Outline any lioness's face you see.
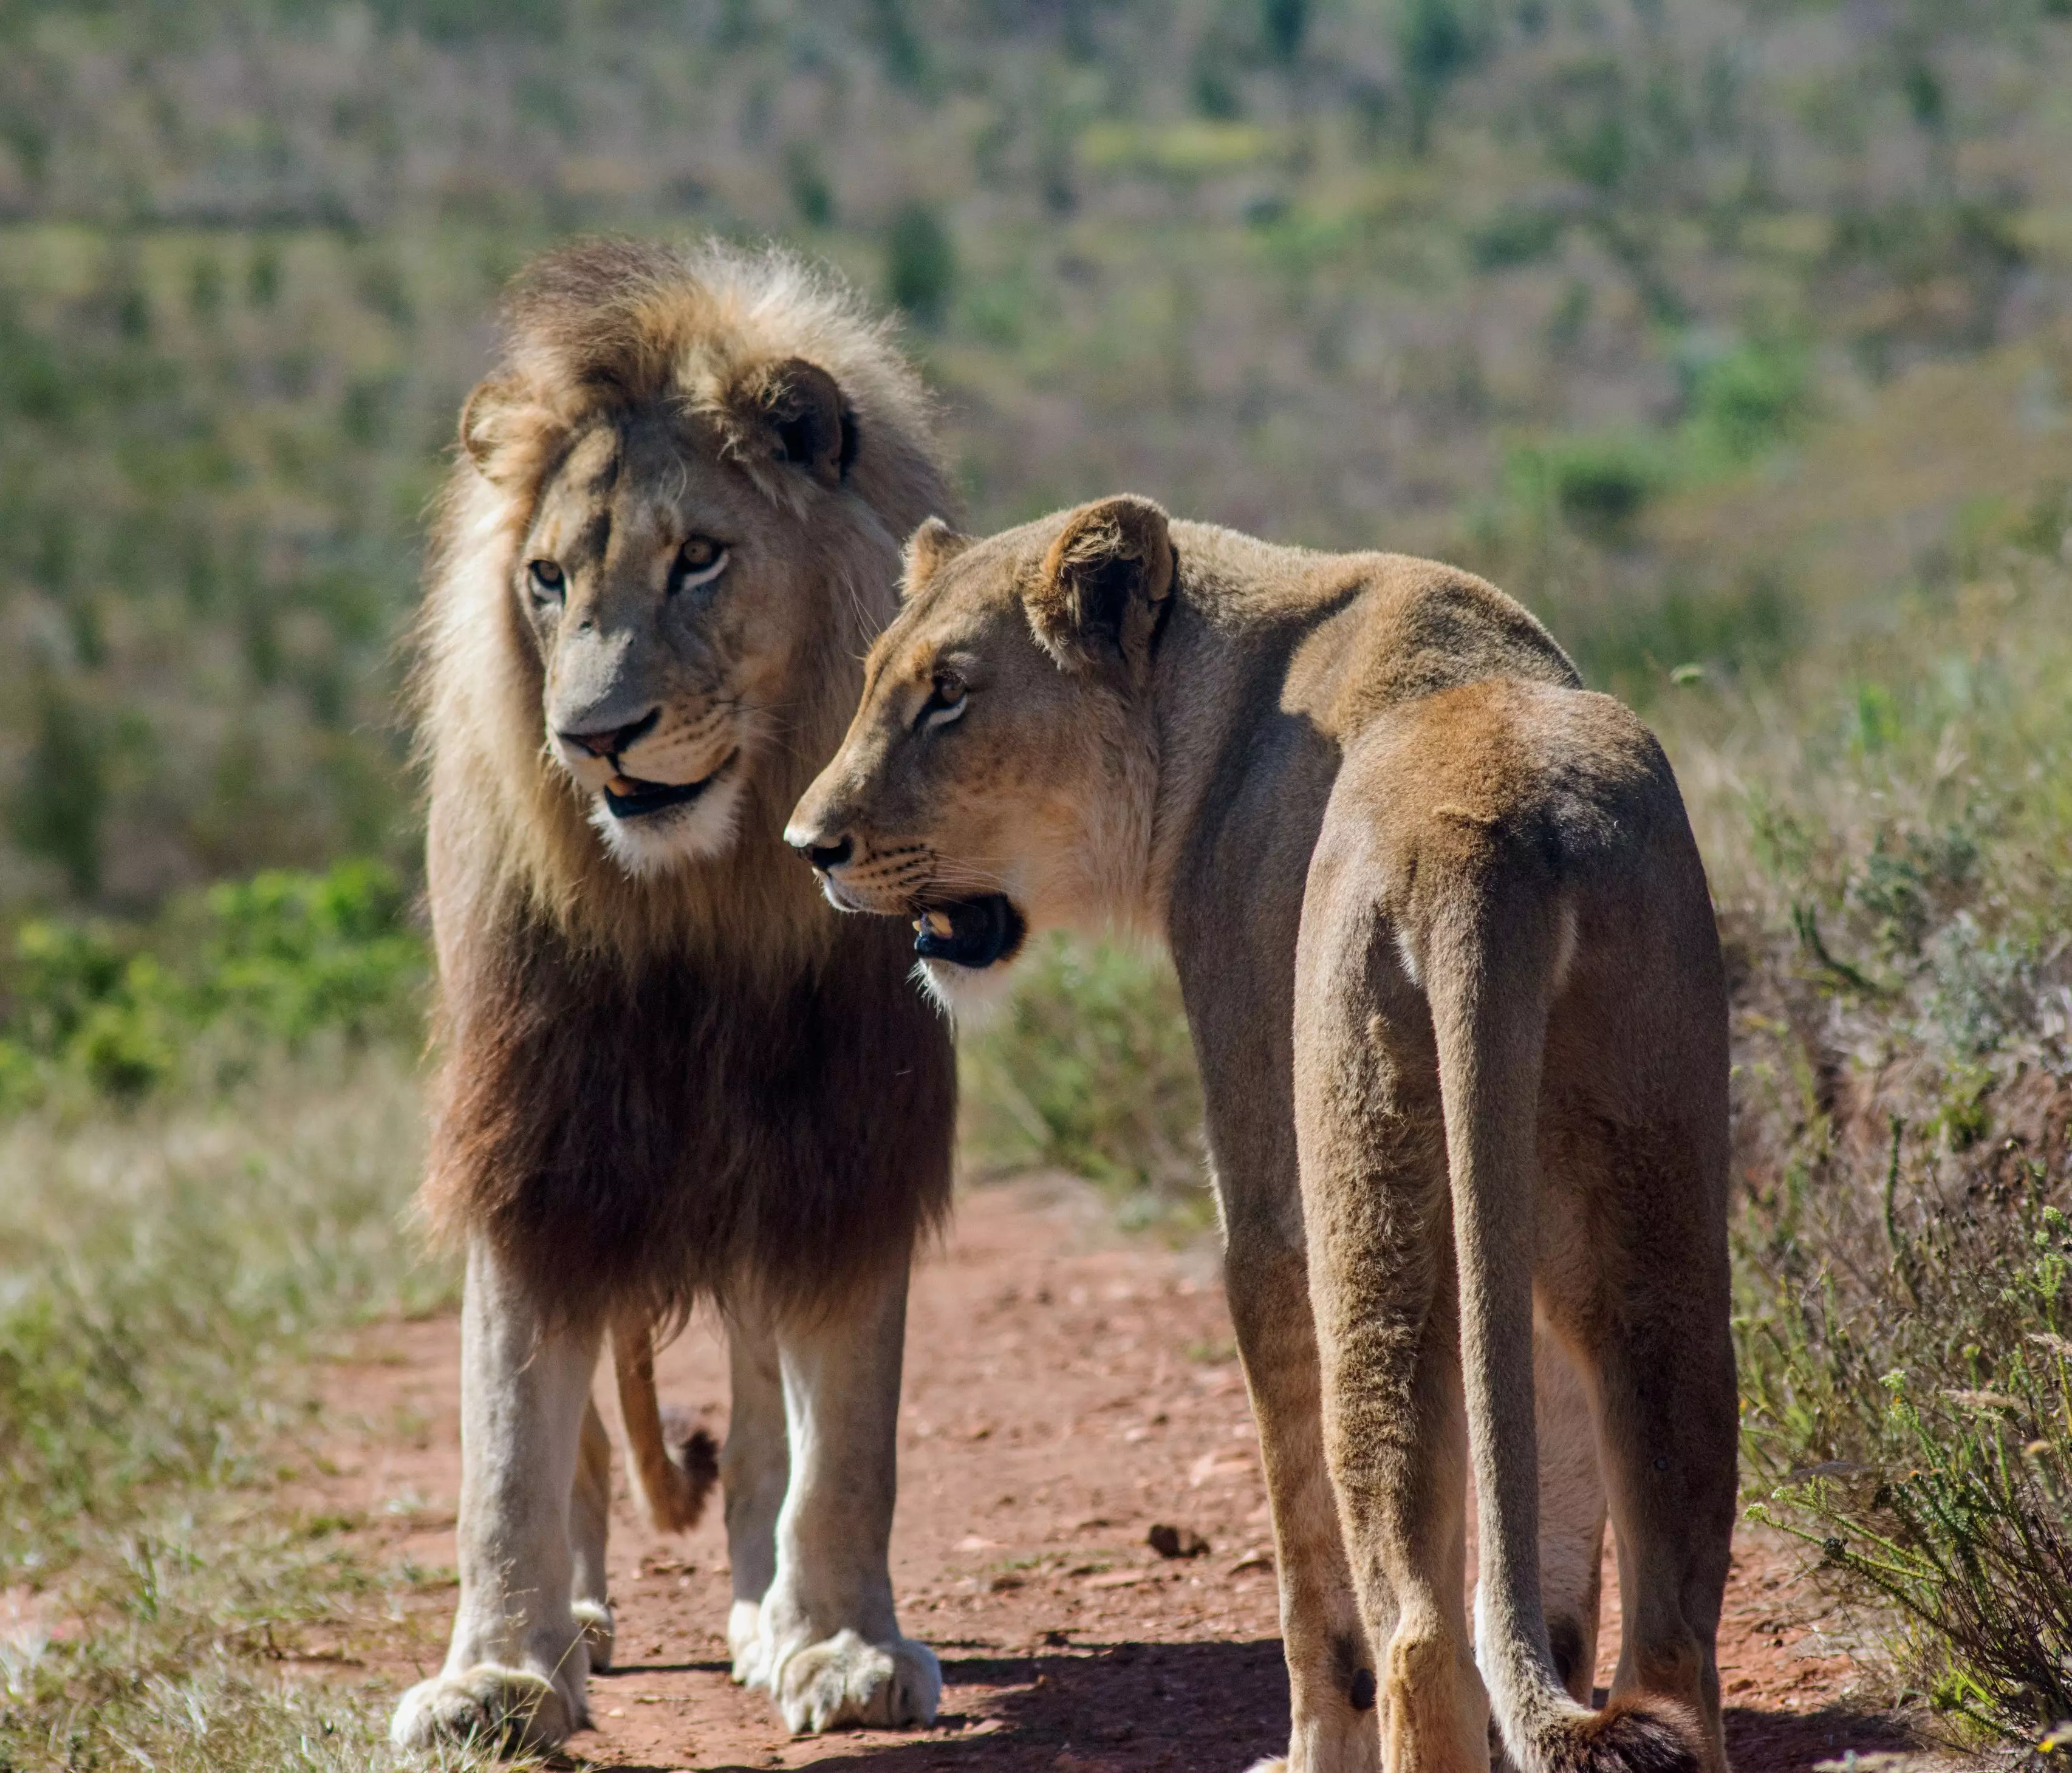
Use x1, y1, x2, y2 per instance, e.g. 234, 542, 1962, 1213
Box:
518, 409, 824, 874
787, 498, 1172, 1009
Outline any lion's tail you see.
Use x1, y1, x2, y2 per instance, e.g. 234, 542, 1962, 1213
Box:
611, 1316, 719, 1534
1423, 886, 1706, 1773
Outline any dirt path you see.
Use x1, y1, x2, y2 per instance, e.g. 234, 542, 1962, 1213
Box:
306, 1178, 1912, 1772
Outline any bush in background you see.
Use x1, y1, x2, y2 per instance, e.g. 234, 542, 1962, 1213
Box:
0, 859, 424, 1107
959, 934, 1209, 1231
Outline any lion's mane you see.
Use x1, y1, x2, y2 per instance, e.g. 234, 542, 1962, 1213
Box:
413, 238, 956, 1327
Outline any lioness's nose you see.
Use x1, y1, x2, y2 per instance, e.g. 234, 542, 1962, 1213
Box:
559, 708, 659, 759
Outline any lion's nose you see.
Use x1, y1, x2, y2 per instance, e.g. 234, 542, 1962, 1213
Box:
559, 708, 660, 759
786, 828, 853, 871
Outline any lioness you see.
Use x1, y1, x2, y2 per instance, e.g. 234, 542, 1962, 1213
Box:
787, 499, 1737, 1773
392, 239, 956, 1752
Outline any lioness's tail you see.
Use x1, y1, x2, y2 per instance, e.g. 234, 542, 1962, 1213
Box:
611, 1316, 719, 1534
1423, 890, 1704, 1773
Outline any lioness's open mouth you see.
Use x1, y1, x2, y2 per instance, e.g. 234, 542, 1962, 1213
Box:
912, 895, 1025, 969
603, 754, 735, 821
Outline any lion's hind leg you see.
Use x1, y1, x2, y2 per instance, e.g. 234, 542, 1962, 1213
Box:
572, 1398, 616, 1671
720, 1311, 790, 1687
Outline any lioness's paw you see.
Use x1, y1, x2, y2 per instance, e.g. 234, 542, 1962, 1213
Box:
773, 1628, 941, 1733
389, 1664, 581, 1753
729, 1599, 770, 1687
574, 1599, 615, 1673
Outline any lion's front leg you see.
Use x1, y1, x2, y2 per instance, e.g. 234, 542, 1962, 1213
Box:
739, 1262, 939, 1734
390, 1238, 601, 1754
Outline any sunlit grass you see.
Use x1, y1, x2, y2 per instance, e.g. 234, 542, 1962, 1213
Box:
0, 1051, 496, 1772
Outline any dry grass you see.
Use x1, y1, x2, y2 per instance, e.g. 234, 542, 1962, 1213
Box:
0, 1052, 523, 1772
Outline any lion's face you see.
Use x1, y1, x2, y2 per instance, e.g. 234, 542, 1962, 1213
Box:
477, 355, 866, 878
787, 498, 1172, 1011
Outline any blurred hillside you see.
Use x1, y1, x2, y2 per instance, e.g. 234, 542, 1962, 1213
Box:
2, 0, 2070, 910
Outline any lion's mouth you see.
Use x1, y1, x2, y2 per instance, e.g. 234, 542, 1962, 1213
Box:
911, 895, 1025, 970
603, 754, 736, 821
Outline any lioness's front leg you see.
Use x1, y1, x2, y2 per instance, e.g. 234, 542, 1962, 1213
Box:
737, 1261, 939, 1733
391, 1238, 601, 1753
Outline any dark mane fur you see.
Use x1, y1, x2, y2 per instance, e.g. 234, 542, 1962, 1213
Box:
412, 237, 957, 1325
430, 903, 952, 1328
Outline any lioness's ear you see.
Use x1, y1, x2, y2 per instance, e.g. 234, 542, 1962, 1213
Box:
1028, 496, 1174, 676
903, 516, 973, 597
459, 375, 564, 488
723, 356, 854, 490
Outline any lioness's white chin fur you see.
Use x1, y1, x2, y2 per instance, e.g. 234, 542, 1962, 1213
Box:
587, 772, 747, 875
912, 953, 1022, 1025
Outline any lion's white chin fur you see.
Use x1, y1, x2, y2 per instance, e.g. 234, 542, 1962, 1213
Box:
586, 771, 748, 876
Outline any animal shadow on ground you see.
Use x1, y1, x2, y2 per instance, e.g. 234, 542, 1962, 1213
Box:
1722, 1701, 1924, 1771
601, 1647, 1921, 1773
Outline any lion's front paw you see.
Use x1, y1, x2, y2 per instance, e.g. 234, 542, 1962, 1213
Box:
573, 1599, 615, 1673
389, 1664, 582, 1753
772, 1628, 941, 1733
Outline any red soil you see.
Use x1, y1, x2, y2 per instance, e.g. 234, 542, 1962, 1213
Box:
303, 1178, 1912, 1772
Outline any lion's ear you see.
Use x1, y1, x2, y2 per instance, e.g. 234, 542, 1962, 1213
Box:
1027, 496, 1174, 677
723, 356, 854, 490
459, 375, 563, 488
902, 516, 973, 596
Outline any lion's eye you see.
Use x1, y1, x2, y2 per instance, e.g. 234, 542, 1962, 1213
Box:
918, 670, 967, 731
669, 535, 730, 592
527, 559, 565, 602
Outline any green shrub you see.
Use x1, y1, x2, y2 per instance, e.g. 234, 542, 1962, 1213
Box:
1681, 337, 1814, 467
885, 201, 956, 326
1687, 541, 2072, 1741
1508, 432, 1671, 541
959, 935, 1208, 1228
0, 859, 425, 1110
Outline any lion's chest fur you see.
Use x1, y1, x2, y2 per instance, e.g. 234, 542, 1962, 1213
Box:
425, 909, 954, 1326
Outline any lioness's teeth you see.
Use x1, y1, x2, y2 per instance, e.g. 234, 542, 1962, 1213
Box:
922, 910, 953, 938
911, 917, 925, 934
609, 774, 636, 794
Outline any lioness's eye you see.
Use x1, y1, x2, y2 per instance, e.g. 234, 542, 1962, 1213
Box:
669, 535, 730, 592
527, 559, 565, 601
918, 670, 967, 731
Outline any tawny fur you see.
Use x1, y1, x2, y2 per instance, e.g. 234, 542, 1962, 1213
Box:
613, 1318, 720, 1534
791, 499, 1739, 1773
393, 241, 958, 1754
411, 237, 956, 1328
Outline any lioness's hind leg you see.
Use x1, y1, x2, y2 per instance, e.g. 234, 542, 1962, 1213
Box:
1291, 876, 1488, 1773
1580, 1305, 1735, 1773
1547, 965, 1737, 1773
1533, 1330, 1605, 1706
571, 1398, 615, 1671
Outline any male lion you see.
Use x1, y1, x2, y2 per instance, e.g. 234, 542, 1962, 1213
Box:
392, 239, 956, 1753
787, 499, 1738, 1773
